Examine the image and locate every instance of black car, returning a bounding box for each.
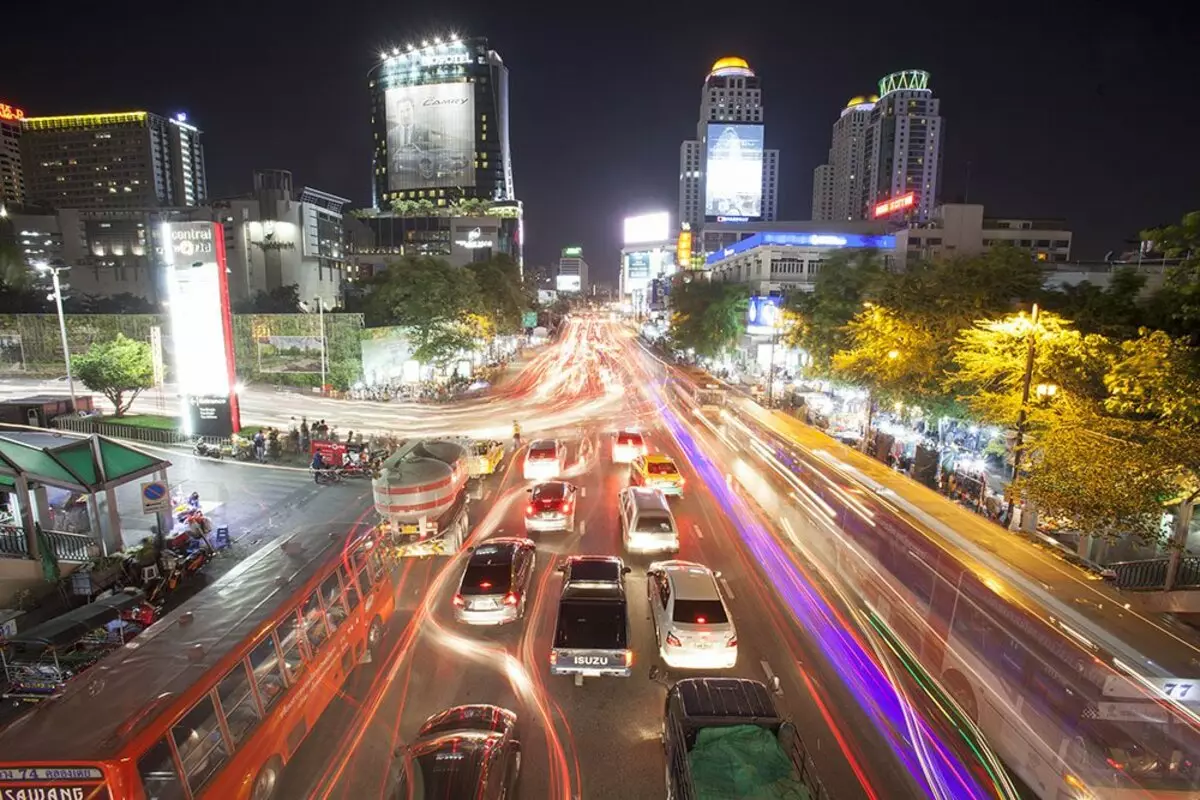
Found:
[557,555,631,590]
[390,704,521,799]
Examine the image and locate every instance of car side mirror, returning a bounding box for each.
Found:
[713,571,722,579]
[525,487,533,493]
[466,546,475,553]
[393,744,409,759]
[622,566,632,575]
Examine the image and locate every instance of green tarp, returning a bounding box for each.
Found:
[688,725,810,800]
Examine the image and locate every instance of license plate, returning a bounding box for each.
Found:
[694,642,712,649]
[472,599,498,610]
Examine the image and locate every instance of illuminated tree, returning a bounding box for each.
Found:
[668,278,748,360]
[831,304,944,408]
[784,250,885,370]
[73,334,154,417]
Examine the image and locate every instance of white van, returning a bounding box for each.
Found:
[618,487,680,553]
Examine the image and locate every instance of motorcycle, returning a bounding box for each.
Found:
[313,468,343,485]
[338,461,374,480]
[192,438,223,460]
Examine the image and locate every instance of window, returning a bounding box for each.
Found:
[138,737,186,800]
[274,610,307,682]
[217,662,262,746]
[340,564,361,611]
[171,695,230,793]
[303,591,330,650]
[321,571,349,630]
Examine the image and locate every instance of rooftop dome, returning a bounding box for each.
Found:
[708,56,755,79]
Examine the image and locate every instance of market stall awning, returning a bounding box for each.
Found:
[0,427,169,494]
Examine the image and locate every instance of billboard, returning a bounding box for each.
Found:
[556,275,582,293]
[873,191,916,218]
[623,212,670,245]
[705,123,763,219]
[162,221,240,436]
[385,82,475,191]
[746,295,783,336]
[626,251,652,279]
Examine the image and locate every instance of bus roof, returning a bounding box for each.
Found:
[0,523,368,760]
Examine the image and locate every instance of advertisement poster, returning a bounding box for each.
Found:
[556,274,581,293]
[163,221,239,436]
[255,335,323,373]
[705,123,764,219]
[385,82,475,191]
[626,251,651,279]
[361,327,416,386]
[746,295,784,336]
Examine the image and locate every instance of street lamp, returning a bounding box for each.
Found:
[313,296,327,393]
[1005,303,1042,527]
[35,261,78,412]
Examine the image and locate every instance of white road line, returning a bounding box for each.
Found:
[580,487,587,498]
[579,520,587,536]
[484,489,492,500]
[693,524,704,539]
[719,577,735,600]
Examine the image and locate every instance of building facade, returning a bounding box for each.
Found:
[893,204,1072,265]
[810,161,834,222]
[862,71,942,222]
[678,57,778,231]
[368,36,513,210]
[347,204,522,277]
[706,229,898,295]
[557,247,588,294]
[0,100,26,209]
[20,111,206,210]
[812,96,878,222]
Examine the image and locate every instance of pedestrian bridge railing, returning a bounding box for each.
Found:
[1109,556,1200,592]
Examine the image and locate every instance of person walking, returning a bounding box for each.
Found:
[253,430,266,463]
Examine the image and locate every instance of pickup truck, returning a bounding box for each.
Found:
[549,560,632,686]
[659,676,828,800]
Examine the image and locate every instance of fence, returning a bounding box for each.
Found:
[52,415,189,446]
[0,524,94,563]
[1109,556,1200,591]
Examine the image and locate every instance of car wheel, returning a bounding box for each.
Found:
[503,744,522,798]
[366,617,383,660]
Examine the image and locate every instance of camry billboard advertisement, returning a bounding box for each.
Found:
[162,221,240,437]
[705,123,763,219]
[385,82,475,191]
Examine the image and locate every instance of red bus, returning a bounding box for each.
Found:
[0,522,396,800]
[724,397,1200,799]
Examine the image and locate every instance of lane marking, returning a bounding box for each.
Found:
[719,576,736,600]
[693,524,704,539]
[579,520,587,536]
[580,487,587,498]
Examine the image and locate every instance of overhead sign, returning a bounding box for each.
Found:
[562,246,582,257]
[521,311,537,328]
[0,103,25,122]
[873,191,916,218]
[141,481,170,514]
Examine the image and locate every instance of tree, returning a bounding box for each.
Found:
[1039,268,1150,340]
[234,284,303,314]
[466,254,529,335]
[784,249,886,370]
[73,334,154,417]
[365,255,481,367]
[668,278,747,359]
[831,304,946,408]
[1141,210,1200,339]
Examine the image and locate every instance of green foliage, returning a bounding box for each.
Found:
[389,197,496,218]
[467,254,530,335]
[1039,268,1149,340]
[234,284,302,314]
[668,278,748,359]
[1141,211,1200,338]
[1105,329,1200,434]
[831,305,943,407]
[784,250,885,370]
[73,333,153,416]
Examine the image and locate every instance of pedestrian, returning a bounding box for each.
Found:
[253,429,266,463]
[300,418,310,453]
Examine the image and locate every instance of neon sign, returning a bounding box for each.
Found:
[873,192,916,218]
[0,103,26,122]
[676,229,692,268]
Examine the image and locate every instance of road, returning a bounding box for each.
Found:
[268,317,1008,800]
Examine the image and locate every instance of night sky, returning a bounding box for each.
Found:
[6,1,1197,281]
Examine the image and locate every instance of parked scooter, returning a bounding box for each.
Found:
[192,438,223,460]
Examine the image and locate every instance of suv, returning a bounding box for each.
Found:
[618,487,680,553]
[389,704,521,799]
[452,538,537,625]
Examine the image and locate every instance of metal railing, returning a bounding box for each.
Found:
[0,524,94,563]
[52,415,188,445]
[1109,556,1200,591]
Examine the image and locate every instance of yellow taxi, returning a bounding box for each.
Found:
[629,454,685,497]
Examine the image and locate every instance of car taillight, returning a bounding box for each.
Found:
[726,635,738,648]
[549,650,558,665]
[695,616,707,624]
[479,581,493,590]
[526,504,536,515]
[623,649,633,667]
[666,632,682,647]
[563,500,573,513]
[452,593,465,608]
[679,477,685,485]
[503,591,519,606]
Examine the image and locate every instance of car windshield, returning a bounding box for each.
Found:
[530,444,557,459]
[567,560,620,584]
[673,599,728,624]
[637,514,675,534]
[554,600,627,649]
[648,461,677,475]
[617,433,643,446]
[461,563,511,595]
[532,483,566,502]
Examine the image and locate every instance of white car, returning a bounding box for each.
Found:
[612,430,647,464]
[647,561,737,670]
[523,439,565,481]
[619,487,679,554]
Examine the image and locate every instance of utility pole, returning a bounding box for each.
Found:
[1005,303,1040,526]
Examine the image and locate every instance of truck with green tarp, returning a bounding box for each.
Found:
[660,676,828,800]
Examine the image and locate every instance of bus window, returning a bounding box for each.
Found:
[248,636,286,709]
[273,610,307,683]
[303,590,329,651]
[171,694,230,794]
[138,736,187,800]
[358,560,373,593]
[340,564,361,611]
[320,572,348,630]
[216,661,262,746]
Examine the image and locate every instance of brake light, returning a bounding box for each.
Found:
[726,635,738,648]
[696,616,707,624]
[623,649,633,667]
[452,593,465,608]
[666,632,682,647]
[479,581,493,590]
[563,500,573,513]
[503,591,519,606]
[526,504,535,515]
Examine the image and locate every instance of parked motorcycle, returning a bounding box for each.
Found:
[192,438,223,460]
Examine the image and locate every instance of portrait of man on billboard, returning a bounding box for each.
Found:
[385,83,475,190]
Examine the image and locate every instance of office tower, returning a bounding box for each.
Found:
[811,159,834,221]
[679,56,777,230]
[557,246,588,294]
[811,95,878,221]
[862,70,943,221]
[369,35,513,210]
[20,111,206,209]
[0,101,25,208]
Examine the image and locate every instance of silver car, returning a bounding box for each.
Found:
[452,538,537,625]
[525,481,578,532]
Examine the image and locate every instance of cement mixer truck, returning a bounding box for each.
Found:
[372,439,472,558]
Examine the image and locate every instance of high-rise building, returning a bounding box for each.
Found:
[862,70,943,222]
[20,111,206,210]
[369,35,513,210]
[811,95,878,221]
[0,100,26,209]
[678,57,778,230]
[557,246,588,294]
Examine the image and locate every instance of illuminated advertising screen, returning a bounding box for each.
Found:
[626,251,651,279]
[162,222,239,437]
[705,123,763,219]
[623,212,670,245]
[385,82,475,191]
[746,295,783,336]
[556,275,582,293]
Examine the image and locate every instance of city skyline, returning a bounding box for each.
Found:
[3,1,1195,278]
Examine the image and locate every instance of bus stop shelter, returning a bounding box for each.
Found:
[0,427,171,561]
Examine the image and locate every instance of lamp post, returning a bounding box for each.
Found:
[1005,303,1041,526]
[36,261,78,412]
[313,296,327,394]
